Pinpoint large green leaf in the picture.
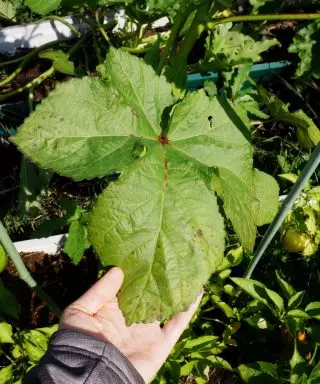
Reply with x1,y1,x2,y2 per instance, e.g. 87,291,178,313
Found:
202,23,280,72
24,0,61,14
13,48,278,323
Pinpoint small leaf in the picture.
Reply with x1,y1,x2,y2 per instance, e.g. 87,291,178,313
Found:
275,270,296,300
305,302,320,320
202,23,280,72
0,280,18,319
184,335,219,354
257,87,320,148
24,0,61,15
40,50,75,75
0,0,16,20
23,330,48,363
212,295,236,318
287,309,311,319
308,359,320,383
237,361,282,383
288,291,305,310
245,315,273,330
288,20,320,79
0,322,13,343
64,221,90,264
37,324,59,338
180,360,196,376
204,355,232,370
278,173,299,184
0,364,13,383
231,277,284,313
217,246,243,272
249,0,273,13
290,340,306,384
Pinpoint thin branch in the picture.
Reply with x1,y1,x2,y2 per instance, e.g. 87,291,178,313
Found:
0,221,61,317
244,142,320,278
206,13,320,30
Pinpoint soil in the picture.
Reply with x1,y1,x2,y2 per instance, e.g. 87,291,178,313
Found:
1,249,99,328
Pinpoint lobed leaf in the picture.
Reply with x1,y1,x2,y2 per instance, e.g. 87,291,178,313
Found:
202,23,280,72
13,48,279,323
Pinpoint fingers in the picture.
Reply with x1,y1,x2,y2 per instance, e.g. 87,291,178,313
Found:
162,292,203,347
71,267,124,315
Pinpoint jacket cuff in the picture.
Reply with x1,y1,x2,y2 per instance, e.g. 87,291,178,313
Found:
49,329,145,384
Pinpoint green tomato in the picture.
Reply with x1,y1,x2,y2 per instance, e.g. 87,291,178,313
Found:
282,228,308,253
0,245,8,273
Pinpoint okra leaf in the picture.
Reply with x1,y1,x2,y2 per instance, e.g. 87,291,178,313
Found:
288,20,320,79
13,48,279,323
202,23,280,72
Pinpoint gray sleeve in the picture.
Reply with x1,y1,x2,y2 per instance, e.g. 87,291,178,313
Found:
24,330,144,384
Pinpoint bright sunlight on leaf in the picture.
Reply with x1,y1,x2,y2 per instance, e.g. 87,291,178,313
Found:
12,48,279,324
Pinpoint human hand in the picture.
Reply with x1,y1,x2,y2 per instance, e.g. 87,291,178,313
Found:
60,267,202,383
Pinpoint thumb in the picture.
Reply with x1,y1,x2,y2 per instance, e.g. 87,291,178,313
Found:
71,267,124,315
163,292,203,348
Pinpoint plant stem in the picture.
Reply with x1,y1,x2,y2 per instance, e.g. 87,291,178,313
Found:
206,13,320,30
244,142,320,279
0,221,61,317
95,10,112,45
156,12,185,75
0,66,54,100
0,40,61,68
176,5,209,63
38,15,81,37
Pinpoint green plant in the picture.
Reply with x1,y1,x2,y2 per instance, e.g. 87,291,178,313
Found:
231,273,320,383
281,186,320,256
0,321,58,383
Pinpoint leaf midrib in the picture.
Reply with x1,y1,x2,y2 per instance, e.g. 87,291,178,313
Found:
127,145,167,324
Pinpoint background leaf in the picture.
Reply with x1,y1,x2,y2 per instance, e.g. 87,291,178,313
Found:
64,221,90,264
24,0,61,14
237,361,282,383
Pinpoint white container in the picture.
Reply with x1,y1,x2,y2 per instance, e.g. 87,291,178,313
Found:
0,13,169,54
14,234,67,254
